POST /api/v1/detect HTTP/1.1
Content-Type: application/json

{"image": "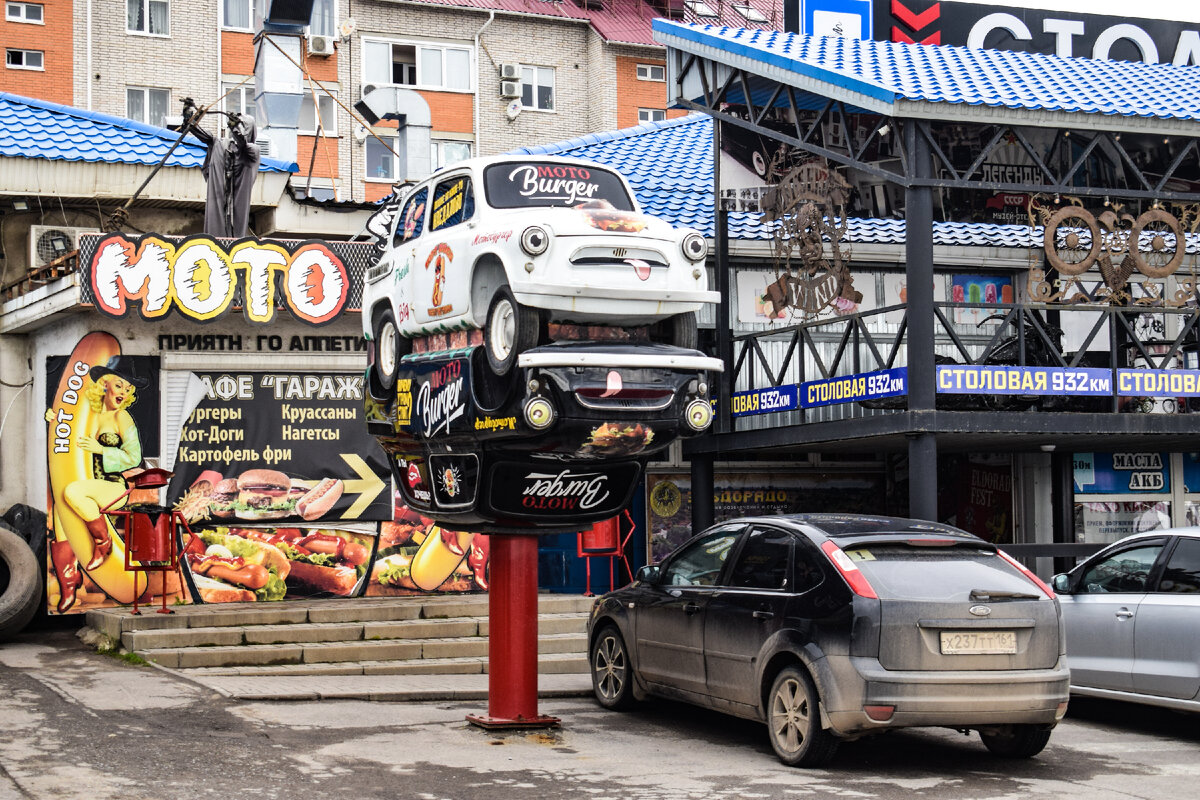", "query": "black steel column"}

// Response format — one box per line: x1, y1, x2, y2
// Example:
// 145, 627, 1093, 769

904, 120, 937, 521
713, 120, 733, 435
691, 455, 715, 533
1050, 450, 1075, 574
